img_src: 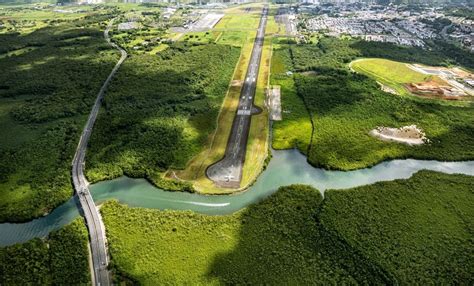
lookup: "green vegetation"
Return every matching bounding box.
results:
[0,5,94,34]
[171,5,272,193]
[271,37,474,170]
[214,10,260,31]
[171,34,255,193]
[298,69,473,169]
[102,171,474,284]
[216,30,249,47]
[0,8,118,222]
[445,7,474,21]
[270,44,312,151]
[102,185,388,284]
[420,17,452,33]
[86,42,240,189]
[351,58,431,83]
[320,171,474,284]
[350,58,444,97]
[352,40,474,71]
[0,218,91,285]
[108,6,169,54]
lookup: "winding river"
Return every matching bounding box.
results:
[1,148,473,246]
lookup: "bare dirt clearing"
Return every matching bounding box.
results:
[369,125,428,146]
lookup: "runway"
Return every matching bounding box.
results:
[206,6,268,188]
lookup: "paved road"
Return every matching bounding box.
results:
[206,6,268,188]
[72,19,127,286]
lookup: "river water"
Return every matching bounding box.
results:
[1,149,473,246]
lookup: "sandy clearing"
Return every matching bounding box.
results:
[370,125,428,146]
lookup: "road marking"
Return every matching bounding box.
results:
[206,6,268,185]
[237,110,251,115]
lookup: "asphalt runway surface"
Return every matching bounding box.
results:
[207,6,268,188]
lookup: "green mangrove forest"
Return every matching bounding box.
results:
[271,37,474,170]
[99,171,474,284]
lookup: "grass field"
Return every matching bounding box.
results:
[0,218,91,285]
[171,3,274,193]
[350,58,442,96]
[215,13,260,31]
[102,171,474,284]
[270,45,312,151]
[271,38,474,170]
[216,30,249,47]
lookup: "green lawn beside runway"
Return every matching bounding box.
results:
[271,37,474,170]
[85,42,240,190]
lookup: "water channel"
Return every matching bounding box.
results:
[1,148,473,246]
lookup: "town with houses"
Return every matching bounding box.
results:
[41,0,474,53]
[295,3,473,51]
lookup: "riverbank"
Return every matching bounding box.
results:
[1,148,473,247]
[0,11,119,223]
[101,171,474,284]
[0,218,90,285]
[271,38,474,171]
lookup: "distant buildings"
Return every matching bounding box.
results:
[446,17,474,52]
[306,16,429,47]
[303,7,436,47]
[118,22,139,30]
[298,3,473,50]
[162,8,177,20]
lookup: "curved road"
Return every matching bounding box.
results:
[441,23,453,40]
[207,6,268,188]
[72,18,127,286]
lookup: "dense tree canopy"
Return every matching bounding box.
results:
[272,37,474,170]
[0,219,90,285]
[101,171,474,284]
[0,13,118,222]
[86,42,240,189]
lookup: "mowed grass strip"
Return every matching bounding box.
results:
[172,6,269,193]
[270,45,312,152]
[171,31,257,193]
[350,58,444,96]
[176,5,276,192]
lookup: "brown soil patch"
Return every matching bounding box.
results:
[405,79,465,100]
[370,125,428,146]
[231,80,243,87]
